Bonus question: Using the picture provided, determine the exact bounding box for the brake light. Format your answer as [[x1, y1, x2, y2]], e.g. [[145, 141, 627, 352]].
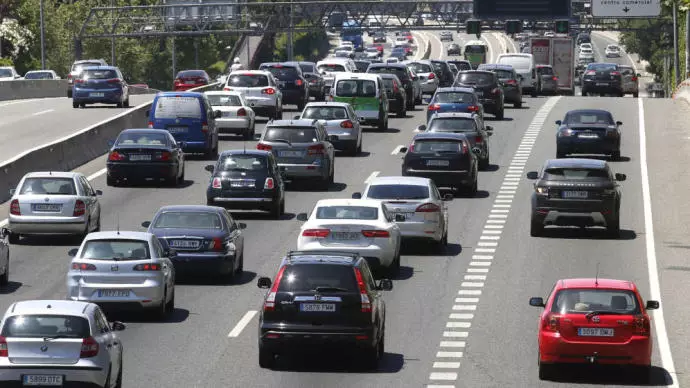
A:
[[475, 135, 483, 143], [263, 266, 286, 312], [133, 263, 161, 271], [416, 203, 440, 212], [173, 78, 182, 84], [72, 263, 97, 271], [467, 105, 479, 112], [223, 87, 232, 91], [461, 141, 469, 154], [264, 177, 275, 189], [79, 336, 99, 358], [552, 76, 558, 81], [307, 144, 326, 155], [73, 200, 86, 217], [74, 79, 84, 84], [302, 229, 330, 237], [107, 78, 122, 84], [585, 70, 596, 76], [108, 151, 126, 161], [633, 315, 651, 336], [610, 71, 620, 76], [428, 104, 441, 111], [428, 73, 436, 79], [262, 88, 276, 95], [10, 200, 20, 216], [212, 177, 222, 189], [362, 230, 390, 238], [354, 268, 372, 313], [0, 336, 7, 357], [491, 88, 500, 94], [201, 122, 208, 133], [209, 237, 224, 252], [237, 108, 246, 117], [392, 82, 399, 93], [257, 143, 272, 151], [543, 313, 560, 332], [631, 76, 638, 81], [408, 144, 415, 153], [506, 79, 517, 85], [67, 74, 73, 80], [157, 151, 172, 161], [340, 120, 354, 128], [295, 79, 303, 86], [147, 122, 153, 128]]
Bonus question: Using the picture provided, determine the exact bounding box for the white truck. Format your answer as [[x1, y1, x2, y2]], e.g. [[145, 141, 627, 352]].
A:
[[529, 36, 575, 95]]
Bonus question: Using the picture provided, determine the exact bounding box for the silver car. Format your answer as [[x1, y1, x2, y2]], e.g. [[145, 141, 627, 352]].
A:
[[404, 60, 439, 95], [7, 172, 102, 244], [66, 231, 176, 320], [619, 65, 640, 98], [0, 300, 125, 387], [297, 102, 363, 155], [536, 65, 558, 95], [205, 90, 257, 139]]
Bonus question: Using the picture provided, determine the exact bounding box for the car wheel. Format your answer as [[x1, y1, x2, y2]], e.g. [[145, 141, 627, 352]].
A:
[[258, 344, 275, 369], [538, 360, 553, 380], [514, 100, 522, 108], [356, 140, 362, 154], [611, 150, 621, 161], [556, 150, 566, 159], [165, 288, 175, 312], [607, 215, 620, 238], [631, 365, 652, 383], [465, 177, 478, 197], [436, 229, 448, 252], [362, 331, 383, 370], [415, 93, 422, 105], [67, 90, 72, 98], [152, 289, 168, 320], [479, 156, 489, 171], [531, 89, 538, 98], [0, 256, 9, 286], [388, 247, 400, 276], [236, 252, 244, 274], [633, 92, 639, 98], [116, 101, 123, 108], [102, 367, 111, 388], [8, 232, 19, 245], [178, 165, 185, 184], [114, 358, 123, 388], [272, 199, 283, 219], [72, 101, 79, 109], [495, 107, 504, 120], [93, 216, 101, 233], [106, 176, 117, 187], [530, 216, 544, 237], [581, 88, 588, 96], [397, 104, 406, 118], [123, 97, 130, 108]]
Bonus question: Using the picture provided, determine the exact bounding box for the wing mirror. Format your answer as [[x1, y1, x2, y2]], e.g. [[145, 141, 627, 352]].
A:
[[529, 297, 545, 307], [293, 115, 301, 119], [296, 213, 309, 221], [351, 192, 362, 199], [399, 147, 408, 153], [555, 120, 562, 125], [177, 141, 186, 149], [615, 173, 626, 181], [443, 193, 453, 201], [8, 189, 15, 196], [110, 321, 126, 331], [94, 190, 103, 196], [257, 276, 272, 289], [214, 110, 222, 119], [238, 222, 247, 229], [394, 214, 406, 222], [107, 140, 115, 147], [616, 121, 623, 126], [141, 221, 151, 228], [416, 124, 427, 132], [0, 228, 9, 238], [205, 165, 215, 173], [526, 171, 539, 180], [645, 300, 659, 310], [68, 248, 79, 257], [166, 249, 178, 258], [377, 278, 393, 291]]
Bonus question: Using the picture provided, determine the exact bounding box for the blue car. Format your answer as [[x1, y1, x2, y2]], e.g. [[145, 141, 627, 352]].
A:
[[427, 86, 484, 122], [148, 91, 221, 159], [72, 66, 130, 108], [143, 205, 246, 282]]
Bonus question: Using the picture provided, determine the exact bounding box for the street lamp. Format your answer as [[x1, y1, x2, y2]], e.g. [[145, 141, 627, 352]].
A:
[[39, 0, 46, 69]]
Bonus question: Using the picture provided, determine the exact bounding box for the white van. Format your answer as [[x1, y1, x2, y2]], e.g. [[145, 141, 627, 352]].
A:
[[496, 53, 538, 97], [329, 72, 389, 130], [316, 58, 357, 95]]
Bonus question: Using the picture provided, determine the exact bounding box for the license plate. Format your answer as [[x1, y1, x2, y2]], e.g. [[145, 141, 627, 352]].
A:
[[578, 327, 614, 337], [32, 204, 61, 212], [185, 80, 195, 84], [23, 375, 63, 386], [300, 303, 336, 312], [562, 190, 589, 199], [98, 290, 130, 298], [427, 160, 450, 166], [331, 232, 360, 240], [167, 126, 188, 134], [169, 240, 200, 248], [395, 212, 414, 220], [89, 92, 104, 98], [596, 83, 609, 86], [129, 154, 152, 161], [230, 181, 255, 188], [279, 150, 303, 157], [222, 111, 233, 117], [578, 133, 599, 139]]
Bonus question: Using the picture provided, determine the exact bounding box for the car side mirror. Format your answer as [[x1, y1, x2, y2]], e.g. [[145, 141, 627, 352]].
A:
[[378, 278, 393, 291], [238, 222, 247, 229], [471, 147, 481, 154], [399, 147, 408, 153], [205, 165, 215, 173], [416, 124, 427, 132], [0, 228, 9, 238], [110, 321, 126, 331], [68, 248, 79, 257], [615, 173, 626, 181], [293, 115, 301, 119], [296, 213, 309, 221], [636, 73, 641, 77], [352, 192, 362, 199], [94, 190, 103, 196], [555, 120, 562, 125], [646, 300, 659, 310], [328, 135, 339, 142], [526, 171, 539, 180], [443, 193, 453, 201], [616, 121, 622, 126], [167, 249, 178, 258], [485, 125, 493, 132], [394, 214, 406, 222], [214, 110, 222, 119], [529, 297, 545, 307], [141, 221, 151, 228], [177, 141, 186, 149], [257, 276, 272, 289]]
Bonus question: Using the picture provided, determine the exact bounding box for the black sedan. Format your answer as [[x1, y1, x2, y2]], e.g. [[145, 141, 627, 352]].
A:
[[555, 109, 622, 160], [106, 128, 185, 187], [143, 205, 245, 281], [205, 150, 286, 218], [581, 62, 624, 97]]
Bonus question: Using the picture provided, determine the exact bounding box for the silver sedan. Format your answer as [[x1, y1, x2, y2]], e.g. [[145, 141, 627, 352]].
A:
[[298, 101, 363, 155]]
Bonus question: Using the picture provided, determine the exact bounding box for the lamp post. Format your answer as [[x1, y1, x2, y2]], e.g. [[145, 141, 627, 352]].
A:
[[672, 1, 679, 84], [39, 0, 46, 69]]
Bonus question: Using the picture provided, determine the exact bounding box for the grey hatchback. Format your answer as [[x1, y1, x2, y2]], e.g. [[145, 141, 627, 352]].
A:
[[256, 119, 337, 189]]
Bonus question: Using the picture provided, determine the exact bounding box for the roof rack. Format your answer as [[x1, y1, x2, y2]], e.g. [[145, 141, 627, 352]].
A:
[[286, 250, 359, 262]]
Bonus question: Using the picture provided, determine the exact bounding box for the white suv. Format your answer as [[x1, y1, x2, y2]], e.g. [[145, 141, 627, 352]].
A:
[[224, 70, 283, 119]]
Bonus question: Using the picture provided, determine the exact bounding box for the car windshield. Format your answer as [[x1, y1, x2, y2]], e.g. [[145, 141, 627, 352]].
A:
[[315, 205, 378, 220], [116, 132, 168, 146], [1, 315, 90, 338], [153, 96, 202, 119], [433, 92, 474, 104], [335, 79, 377, 97], [20, 178, 76, 195], [428, 118, 475, 132], [588, 63, 617, 72], [0, 68, 12, 77], [498, 56, 531, 69], [551, 289, 640, 315], [538, 67, 554, 75], [263, 66, 299, 79], [302, 106, 349, 120], [153, 211, 222, 229], [218, 154, 268, 171], [227, 74, 269, 87], [25, 71, 53, 79], [82, 69, 117, 80], [366, 184, 429, 199], [299, 64, 315, 73], [264, 127, 318, 143], [318, 64, 346, 72], [277, 264, 358, 293], [79, 239, 150, 260], [72, 62, 101, 72], [543, 168, 610, 181], [413, 140, 463, 152], [408, 62, 432, 73], [564, 111, 614, 125], [207, 94, 242, 107], [457, 72, 493, 86]]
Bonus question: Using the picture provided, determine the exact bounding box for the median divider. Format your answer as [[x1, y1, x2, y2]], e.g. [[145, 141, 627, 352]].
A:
[[0, 79, 69, 101], [421, 37, 432, 60], [672, 79, 690, 102], [0, 82, 221, 204]]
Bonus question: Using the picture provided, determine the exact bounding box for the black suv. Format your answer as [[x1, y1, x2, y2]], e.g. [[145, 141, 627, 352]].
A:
[[555, 109, 622, 160], [205, 150, 286, 218], [454, 70, 505, 119], [259, 62, 309, 110], [367, 63, 417, 109], [288, 61, 325, 101], [379, 73, 407, 117], [581, 63, 623, 97], [526, 158, 626, 237], [256, 251, 393, 369]]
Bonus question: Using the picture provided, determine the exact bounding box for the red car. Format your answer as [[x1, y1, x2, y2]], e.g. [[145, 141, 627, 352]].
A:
[[529, 278, 659, 381], [373, 44, 384, 53], [173, 69, 210, 91]]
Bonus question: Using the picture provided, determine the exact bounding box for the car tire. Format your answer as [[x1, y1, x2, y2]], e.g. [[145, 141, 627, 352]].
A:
[[258, 344, 275, 369], [436, 229, 448, 252], [178, 165, 185, 184], [106, 176, 117, 187], [538, 360, 553, 380], [581, 88, 588, 96], [153, 290, 168, 320], [633, 92, 639, 98], [236, 252, 244, 274], [356, 140, 362, 155], [72, 101, 79, 109], [378, 112, 388, 131], [114, 358, 123, 388], [166, 288, 175, 312], [631, 365, 652, 383], [611, 150, 621, 161], [479, 156, 489, 171], [67, 90, 72, 98], [116, 101, 123, 108], [531, 88, 538, 98], [102, 367, 111, 388], [530, 216, 544, 237], [347, 143, 358, 156], [123, 97, 130, 108], [607, 215, 620, 238], [514, 100, 522, 108], [397, 104, 406, 118], [206, 198, 215, 206], [297, 100, 306, 112], [556, 150, 566, 159], [495, 106, 504, 120], [464, 176, 478, 197], [272, 199, 284, 219], [0, 257, 9, 286], [415, 94, 422, 105], [8, 232, 19, 245], [363, 332, 383, 370]]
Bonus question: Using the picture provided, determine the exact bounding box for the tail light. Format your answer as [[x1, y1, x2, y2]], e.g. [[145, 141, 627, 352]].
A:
[[416, 203, 441, 212], [262, 88, 276, 95], [74, 79, 84, 84], [428, 104, 441, 111], [223, 87, 232, 91], [147, 122, 153, 128], [428, 73, 436, 79], [80, 337, 99, 358], [10, 200, 20, 216], [460, 141, 469, 154], [393, 82, 399, 93], [212, 177, 222, 189], [107, 78, 123, 84], [209, 237, 225, 252], [72, 263, 97, 271], [631, 76, 638, 81], [73, 200, 86, 217], [156, 151, 171, 161], [362, 230, 390, 237], [585, 70, 596, 76], [340, 120, 354, 128], [552, 76, 558, 81], [237, 108, 246, 117], [264, 177, 275, 189], [610, 71, 620, 76], [408, 143, 415, 153], [307, 144, 326, 155], [257, 143, 272, 151], [536, 187, 549, 195], [633, 315, 651, 336], [201, 122, 209, 133], [295, 79, 303, 86], [475, 135, 483, 143], [0, 336, 7, 357], [133, 263, 161, 271], [263, 266, 286, 312], [606, 130, 618, 138], [67, 74, 73, 80], [543, 313, 560, 332], [302, 229, 330, 237], [353, 268, 372, 313], [506, 79, 517, 85], [467, 105, 479, 112], [491, 88, 500, 94], [108, 151, 126, 161]]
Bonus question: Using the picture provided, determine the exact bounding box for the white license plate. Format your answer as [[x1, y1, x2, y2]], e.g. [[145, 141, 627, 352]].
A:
[[23, 375, 63, 386], [596, 83, 609, 86], [279, 150, 303, 157], [578, 133, 599, 139], [562, 190, 589, 199], [427, 160, 450, 166], [230, 181, 255, 188], [89, 92, 104, 98], [169, 240, 200, 248], [167, 127, 188, 134], [98, 290, 130, 298], [300, 303, 336, 312], [129, 154, 152, 161], [578, 327, 614, 337], [222, 111, 233, 117], [32, 204, 61, 212], [395, 212, 415, 220], [331, 232, 360, 240]]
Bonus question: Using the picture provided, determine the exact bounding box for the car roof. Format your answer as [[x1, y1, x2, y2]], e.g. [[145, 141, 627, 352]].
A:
[[156, 205, 225, 213], [430, 112, 475, 119], [304, 101, 350, 108], [23, 171, 79, 179], [316, 58, 351, 65], [334, 72, 381, 81], [7, 300, 93, 317], [436, 86, 475, 94], [414, 132, 470, 141], [314, 198, 383, 208], [83, 231, 153, 242], [460, 70, 494, 75], [74, 59, 105, 64], [219, 149, 271, 158], [267, 119, 319, 127], [156, 91, 203, 98], [82, 65, 119, 71], [228, 70, 271, 76], [260, 62, 299, 68], [544, 158, 607, 169], [477, 64, 514, 71], [120, 128, 170, 135], [369, 176, 432, 186], [368, 63, 405, 69], [375, 73, 399, 79], [282, 251, 360, 266], [557, 278, 636, 290]]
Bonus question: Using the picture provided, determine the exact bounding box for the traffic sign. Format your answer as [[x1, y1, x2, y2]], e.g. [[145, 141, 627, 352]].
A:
[[591, 0, 661, 17], [474, 0, 571, 19]]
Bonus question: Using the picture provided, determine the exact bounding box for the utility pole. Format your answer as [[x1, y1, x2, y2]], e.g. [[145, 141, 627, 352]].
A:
[[672, 1, 680, 85], [171, 38, 176, 80], [686, 7, 690, 78], [287, 0, 294, 60], [39, 0, 46, 69], [110, 0, 116, 65]]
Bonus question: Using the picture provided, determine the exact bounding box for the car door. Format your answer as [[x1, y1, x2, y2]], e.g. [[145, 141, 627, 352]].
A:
[[360, 262, 384, 334], [222, 210, 244, 261], [431, 183, 448, 234], [94, 308, 120, 382], [377, 77, 388, 112]]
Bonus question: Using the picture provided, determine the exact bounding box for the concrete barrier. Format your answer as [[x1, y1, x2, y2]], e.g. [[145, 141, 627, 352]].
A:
[[672, 79, 690, 102], [421, 38, 432, 60], [0, 79, 69, 101], [0, 83, 221, 203]]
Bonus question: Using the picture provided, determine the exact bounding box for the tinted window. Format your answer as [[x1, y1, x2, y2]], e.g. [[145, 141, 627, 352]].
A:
[[218, 154, 268, 171], [153, 96, 202, 119], [464, 45, 486, 54], [0, 69, 12, 77], [80, 239, 150, 260], [433, 92, 474, 104], [408, 62, 432, 73], [538, 67, 554, 75], [207, 94, 242, 107], [457, 72, 494, 85], [550, 289, 639, 314], [354, 62, 370, 72], [116, 132, 168, 146], [299, 64, 316, 73], [82, 69, 117, 80], [264, 127, 318, 143], [564, 111, 614, 125], [302, 106, 349, 120], [228, 74, 269, 87], [1, 315, 90, 338], [450, 61, 472, 71], [177, 70, 206, 78], [587, 63, 617, 72], [316, 206, 378, 220], [428, 118, 475, 132], [263, 66, 299, 79], [431, 61, 449, 73], [498, 56, 531, 69], [365, 48, 378, 53], [153, 211, 222, 229], [317, 64, 346, 72], [20, 178, 76, 195], [277, 264, 358, 292], [368, 66, 408, 81], [543, 168, 609, 181], [382, 78, 397, 90], [367, 184, 429, 199], [335, 79, 376, 97], [413, 140, 463, 152], [25, 71, 53, 79]]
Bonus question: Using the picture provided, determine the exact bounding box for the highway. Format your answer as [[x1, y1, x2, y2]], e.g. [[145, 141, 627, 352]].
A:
[[0, 29, 686, 388]]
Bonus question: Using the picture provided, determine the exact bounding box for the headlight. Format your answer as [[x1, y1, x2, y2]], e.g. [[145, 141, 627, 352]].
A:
[[536, 187, 548, 195]]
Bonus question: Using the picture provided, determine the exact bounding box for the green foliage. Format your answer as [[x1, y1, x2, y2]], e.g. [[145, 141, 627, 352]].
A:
[[0, 57, 12, 66], [273, 22, 330, 62]]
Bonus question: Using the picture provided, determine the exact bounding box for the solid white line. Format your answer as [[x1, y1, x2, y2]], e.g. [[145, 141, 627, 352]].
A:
[[391, 145, 403, 155], [443, 331, 469, 338], [449, 313, 474, 319], [439, 341, 466, 347], [458, 290, 481, 296], [452, 304, 477, 311], [429, 372, 458, 381], [364, 171, 380, 184], [433, 362, 461, 369], [638, 98, 679, 386], [32, 109, 54, 116], [436, 351, 464, 358], [227, 310, 258, 337]]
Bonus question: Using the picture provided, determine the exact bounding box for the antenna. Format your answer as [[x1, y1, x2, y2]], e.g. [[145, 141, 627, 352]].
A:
[[116, 213, 120, 235], [595, 262, 599, 286], [243, 140, 246, 153]]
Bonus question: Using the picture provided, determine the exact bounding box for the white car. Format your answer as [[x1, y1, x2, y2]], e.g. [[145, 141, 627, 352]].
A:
[[364, 47, 381, 59], [66, 231, 176, 320], [223, 70, 283, 119], [578, 48, 594, 61], [24, 70, 60, 80], [205, 90, 256, 139], [579, 43, 593, 51], [386, 57, 400, 64], [394, 36, 408, 45], [298, 101, 363, 155], [354, 176, 449, 247], [297, 198, 402, 273], [605, 44, 621, 58], [0, 300, 125, 387], [0, 66, 21, 81]]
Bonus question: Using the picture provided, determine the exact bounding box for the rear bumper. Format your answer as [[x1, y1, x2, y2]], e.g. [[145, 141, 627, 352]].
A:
[[278, 162, 328, 179], [280, 89, 306, 104], [504, 88, 521, 103], [171, 252, 236, 275], [421, 80, 438, 93], [259, 327, 376, 351], [208, 191, 279, 210], [539, 332, 652, 366], [216, 118, 251, 133], [66, 282, 165, 307], [557, 138, 618, 154], [0, 365, 106, 388], [532, 199, 617, 227], [403, 168, 472, 188], [582, 81, 622, 94], [107, 163, 177, 181], [8, 215, 87, 235], [174, 84, 205, 91], [244, 97, 277, 114], [72, 89, 123, 104], [296, 242, 395, 267]]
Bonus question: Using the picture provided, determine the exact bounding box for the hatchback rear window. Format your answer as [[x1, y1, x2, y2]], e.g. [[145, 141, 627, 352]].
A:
[[354, 62, 370, 73], [302, 106, 348, 120], [587, 63, 617, 72], [493, 69, 514, 79], [0, 68, 12, 77], [318, 64, 346, 72], [25, 72, 53, 79], [207, 94, 242, 107], [299, 64, 316, 73], [116, 132, 168, 146], [366, 184, 429, 199], [316, 205, 378, 220], [1, 315, 90, 338], [564, 111, 614, 125], [177, 70, 206, 78], [264, 127, 318, 143], [218, 154, 268, 171], [413, 140, 463, 153], [227, 74, 269, 87], [368, 66, 408, 81], [431, 61, 449, 73], [264, 66, 299, 79], [80, 239, 150, 260], [433, 92, 474, 104], [20, 178, 76, 195], [537, 67, 554, 75], [277, 264, 358, 293], [550, 289, 640, 314], [408, 63, 432, 73], [82, 69, 117, 80], [457, 73, 494, 86], [450, 61, 472, 71], [429, 118, 475, 132], [543, 168, 609, 181], [153, 96, 202, 119], [153, 211, 222, 229], [335, 79, 376, 97]]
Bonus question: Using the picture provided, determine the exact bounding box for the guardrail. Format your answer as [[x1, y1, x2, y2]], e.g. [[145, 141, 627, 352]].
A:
[[672, 79, 690, 101], [0, 80, 69, 101], [0, 83, 221, 204]]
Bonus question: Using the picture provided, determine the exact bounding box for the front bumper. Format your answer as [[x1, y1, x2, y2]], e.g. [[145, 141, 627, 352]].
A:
[[8, 215, 87, 235], [539, 332, 652, 366]]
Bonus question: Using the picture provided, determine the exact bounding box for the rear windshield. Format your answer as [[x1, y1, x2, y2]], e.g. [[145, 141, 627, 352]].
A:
[[302, 106, 349, 120], [80, 239, 150, 260], [382, 79, 397, 90], [20, 178, 76, 195], [315, 205, 378, 220], [335, 79, 376, 97], [82, 69, 117, 80], [153, 96, 202, 119], [408, 62, 432, 73], [299, 64, 316, 73], [564, 111, 614, 125], [25, 72, 53, 79], [207, 94, 242, 107], [413, 140, 463, 153], [354, 62, 370, 72], [587, 63, 617, 72], [450, 61, 472, 71], [1, 315, 90, 338], [429, 118, 475, 132], [550, 289, 640, 314], [227, 74, 269, 87], [368, 66, 408, 81], [277, 264, 358, 293], [153, 211, 222, 229], [264, 127, 318, 143], [263, 66, 299, 80], [457, 73, 494, 86], [431, 61, 448, 73], [366, 184, 429, 199], [318, 64, 346, 72], [543, 168, 609, 181], [218, 154, 268, 172], [433, 92, 474, 104], [537, 67, 554, 75], [116, 132, 168, 146], [72, 62, 102, 72], [177, 70, 206, 78]]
